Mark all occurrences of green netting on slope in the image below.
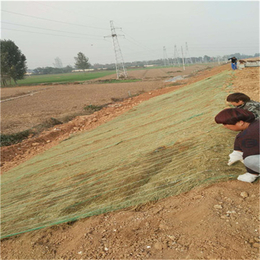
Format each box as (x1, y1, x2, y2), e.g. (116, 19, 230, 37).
(1, 71, 245, 238)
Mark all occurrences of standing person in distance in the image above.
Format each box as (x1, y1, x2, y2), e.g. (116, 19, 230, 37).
(228, 56, 238, 70)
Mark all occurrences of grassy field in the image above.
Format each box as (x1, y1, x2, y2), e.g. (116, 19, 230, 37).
(15, 63, 213, 86)
(16, 70, 117, 86)
(16, 66, 160, 86)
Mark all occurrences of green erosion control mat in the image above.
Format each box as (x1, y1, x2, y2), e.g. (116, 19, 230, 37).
(1, 71, 245, 238)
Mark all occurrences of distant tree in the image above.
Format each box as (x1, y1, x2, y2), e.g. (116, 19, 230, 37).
(225, 53, 255, 60)
(63, 65, 73, 73)
(33, 65, 74, 75)
(33, 67, 43, 75)
(203, 55, 211, 62)
(42, 67, 53, 74)
(53, 57, 63, 68)
(1, 40, 27, 86)
(74, 52, 90, 70)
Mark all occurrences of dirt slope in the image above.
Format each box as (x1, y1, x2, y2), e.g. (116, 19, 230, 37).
(1, 64, 229, 173)
(1, 65, 260, 259)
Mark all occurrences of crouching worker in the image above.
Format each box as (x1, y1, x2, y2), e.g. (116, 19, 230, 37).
(215, 108, 260, 183)
(226, 92, 260, 119)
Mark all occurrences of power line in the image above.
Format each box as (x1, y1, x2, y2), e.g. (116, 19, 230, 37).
(2, 10, 109, 31)
(33, 1, 111, 25)
(1, 21, 104, 39)
(120, 40, 162, 59)
(119, 30, 171, 61)
(1, 27, 104, 41)
(123, 38, 162, 58)
(121, 30, 155, 52)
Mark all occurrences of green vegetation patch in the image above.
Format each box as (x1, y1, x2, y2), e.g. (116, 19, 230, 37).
(0, 118, 64, 147)
(98, 79, 141, 84)
(15, 71, 116, 86)
(1, 70, 242, 239)
(83, 105, 104, 112)
(0, 130, 32, 147)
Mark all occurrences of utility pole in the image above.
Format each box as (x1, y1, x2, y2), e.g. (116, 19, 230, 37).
(181, 46, 185, 71)
(104, 20, 127, 79)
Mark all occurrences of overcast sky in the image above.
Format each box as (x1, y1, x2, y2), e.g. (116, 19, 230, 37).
(1, 0, 259, 69)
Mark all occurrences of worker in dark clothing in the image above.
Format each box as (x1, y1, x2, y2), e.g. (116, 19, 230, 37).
(215, 108, 259, 183)
(228, 56, 237, 70)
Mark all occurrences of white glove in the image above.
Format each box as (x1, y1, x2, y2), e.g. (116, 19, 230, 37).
(228, 150, 244, 166)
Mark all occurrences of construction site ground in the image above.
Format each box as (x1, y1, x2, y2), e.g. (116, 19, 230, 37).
(1, 64, 260, 259)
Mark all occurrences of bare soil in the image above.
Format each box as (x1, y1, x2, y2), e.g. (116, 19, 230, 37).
(0, 64, 207, 135)
(1, 64, 260, 260)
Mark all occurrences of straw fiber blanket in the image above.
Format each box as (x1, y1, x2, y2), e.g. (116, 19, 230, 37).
(1, 65, 260, 260)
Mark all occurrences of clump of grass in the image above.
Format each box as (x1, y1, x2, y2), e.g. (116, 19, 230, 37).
(111, 97, 125, 102)
(1, 118, 63, 147)
(84, 105, 104, 113)
(0, 130, 32, 147)
(61, 104, 107, 123)
(169, 82, 184, 86)
(61, 113, 81, 124)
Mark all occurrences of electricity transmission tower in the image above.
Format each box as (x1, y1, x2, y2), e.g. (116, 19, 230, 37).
(181, 46, 185, 71)
(53, 57, 63, 68)
(185, 42, 193, 64)
(173, 45, 180, 67)
(104, 20, 127, 79)
(163, 46, 170, 66)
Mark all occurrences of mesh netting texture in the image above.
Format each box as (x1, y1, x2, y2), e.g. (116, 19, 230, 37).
(1, 71, 244, 238)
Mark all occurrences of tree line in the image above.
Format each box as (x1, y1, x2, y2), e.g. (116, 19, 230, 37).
(1, 40, 91, 86)
(33, 66, 74, 75)
(1, 39, 259, 86)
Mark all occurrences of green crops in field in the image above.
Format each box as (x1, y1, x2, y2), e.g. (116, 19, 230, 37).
(16, 71, 116, 85)
(1, 70, 244, 238)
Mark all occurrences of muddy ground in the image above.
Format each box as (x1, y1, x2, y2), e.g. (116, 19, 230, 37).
(1, 64, 260, 259)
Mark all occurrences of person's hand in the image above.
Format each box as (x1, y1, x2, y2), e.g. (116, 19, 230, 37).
(228, 150, 243, 166)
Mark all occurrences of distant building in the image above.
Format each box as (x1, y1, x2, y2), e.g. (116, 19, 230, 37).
(238, 58, 260, 69)
(244, 59, 260, 67)
(72, 69, 95, 72)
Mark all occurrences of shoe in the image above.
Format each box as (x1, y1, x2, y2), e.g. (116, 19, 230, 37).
(237, 172, 259, 183)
